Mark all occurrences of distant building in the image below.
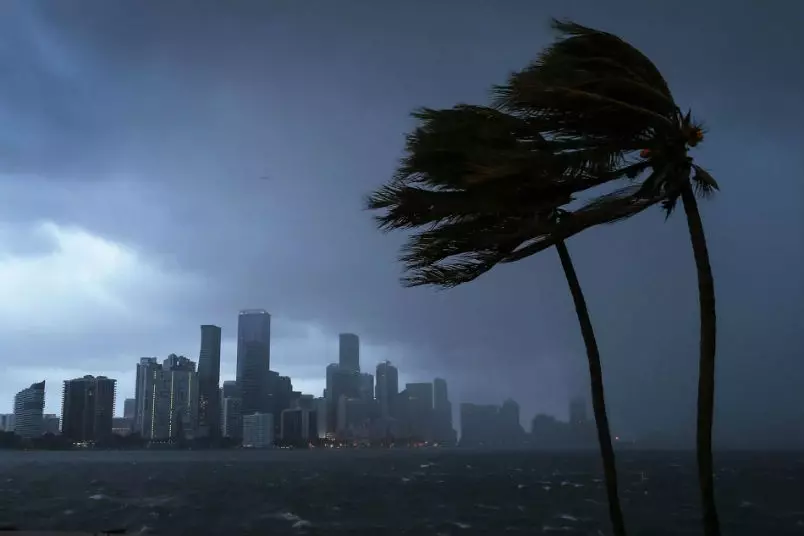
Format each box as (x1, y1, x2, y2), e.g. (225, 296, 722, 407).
(61, 375, 116, 443)
(13, 381, 45, 439)
(42, 414, 60, 435)
(140, 355, 199, 441)
(337, 396, 371, 439)
(134, 357, 160, 433)
(242, 412, 273, 448)
(197, 324, 222, 438)
(221, 380, 239, 399)
(280, 408, 317, 443)
(375, 361, 399, 419)
(359, 373, 374, 401)
(404, 382, 434, 441)
(221, 397, 242, 440)
(338, 333, 360, 372)
(326, 364, 360, 433)
(432, 378, 455, 444)
(499, 399, 524, 441)
(459, 403, 499, 446)
(314, 397, 327, 438)
(0, 414, 15, 432)
(112, 417, 133, 436)
(236, 310, 271, 416)
(123, 398, 136, 420)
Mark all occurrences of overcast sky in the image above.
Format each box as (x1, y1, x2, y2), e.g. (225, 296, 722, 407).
(0, 0, 802, 448)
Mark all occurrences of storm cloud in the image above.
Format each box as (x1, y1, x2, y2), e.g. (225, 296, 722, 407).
(0, 0, 802, 448)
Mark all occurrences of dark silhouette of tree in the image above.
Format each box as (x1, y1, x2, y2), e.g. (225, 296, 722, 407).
(367, 102, 648, 536)
(368, 18, 722, 536)
(493, 20, 720, 536)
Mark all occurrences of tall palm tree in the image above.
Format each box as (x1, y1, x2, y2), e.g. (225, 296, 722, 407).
(493, 20, 721, 536)
(367, 104, 657, 536)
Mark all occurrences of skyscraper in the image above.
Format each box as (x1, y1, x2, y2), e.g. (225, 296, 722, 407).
(197, 324, 222, 438)
(236, 310, 271, 416)
(61, 376, 116, 443)
(375, 361, 399, 419)
(134, 357, 160, 433)
(338, 333, 360, 372)
(13, 381, 45, 439)
(123, 398, 136, 419)
(404, 382, 434, 441)
(432, 378, 454, 443)
(140, 356, 199, 441)
(359, 373, 374, 401)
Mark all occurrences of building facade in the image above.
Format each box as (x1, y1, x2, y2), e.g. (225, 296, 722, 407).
(242, 412, 274, 448)
(197, 324, 222, 438)
(375, 361, 399, 419)
(139, 355, 199, 441)
(134, 357, 160, 433)
(338, 333, 360, 372)
(13, 381, 45, 439)
(61, 375, 116, 443)
(236, 310, 271, 416)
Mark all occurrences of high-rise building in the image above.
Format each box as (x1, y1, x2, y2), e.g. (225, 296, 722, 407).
(61, 376, 116, 443)
(123, 398, 136, 419)
(338, 333, 360, 372)
(13, 381, 45, 439)
(197, 324, 222, 438)
(242, 412, 273, 448)
(404, 382, 434, 441)
(359, 373, 374, 401)
(326, 365, 360, 433)
(459, 403, 499, 446)
(499, 398, 524, 442)
(140, 356, 199, 441)
(280, 408, 317, 443)
(432, 378, 455, 444)
(236, 310, 271, 416)
(134, 357, 160, 433)
(221, 380, 239, 399)
(375, 361, 399, 419)
(221, 397, 242, 439)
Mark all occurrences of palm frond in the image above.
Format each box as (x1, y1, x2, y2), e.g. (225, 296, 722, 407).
(691, 165, 719, 197)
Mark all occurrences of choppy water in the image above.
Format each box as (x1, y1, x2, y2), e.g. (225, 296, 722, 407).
(0, 449, 801, 535)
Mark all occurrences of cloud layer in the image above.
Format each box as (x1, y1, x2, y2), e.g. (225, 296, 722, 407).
(0, 0, 802, 447)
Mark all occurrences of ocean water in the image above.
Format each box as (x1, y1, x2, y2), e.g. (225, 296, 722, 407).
(0, 449, 801, 535)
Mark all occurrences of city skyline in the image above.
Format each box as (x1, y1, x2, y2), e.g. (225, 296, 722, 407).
(2, 307, 577, 444)
(0, 0, 801, 452)
(2, 311, 541, 426)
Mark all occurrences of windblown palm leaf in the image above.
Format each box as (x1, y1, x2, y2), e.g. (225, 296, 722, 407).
(366, 105, 657, 288)
(494, 19, 718, 212)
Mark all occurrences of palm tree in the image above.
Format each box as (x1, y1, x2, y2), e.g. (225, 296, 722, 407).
(493, 20, 721, 536)
(367, 104, 656, 536)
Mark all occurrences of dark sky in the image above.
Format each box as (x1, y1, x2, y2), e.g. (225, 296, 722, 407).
(0, 0, 802, 448)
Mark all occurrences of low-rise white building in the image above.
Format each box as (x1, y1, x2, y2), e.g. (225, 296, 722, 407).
(242, 412, 273, 448)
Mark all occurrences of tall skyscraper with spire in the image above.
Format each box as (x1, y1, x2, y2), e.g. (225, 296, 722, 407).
(236, 310, 271, 416)
(197, 324, 222, 438)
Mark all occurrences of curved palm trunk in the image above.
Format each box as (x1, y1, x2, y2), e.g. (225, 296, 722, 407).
(555, 240, 627, 536)
(680, 185, 720, 536)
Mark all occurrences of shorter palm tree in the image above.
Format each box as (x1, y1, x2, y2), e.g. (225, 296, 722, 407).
(368, 104, 659, 536)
